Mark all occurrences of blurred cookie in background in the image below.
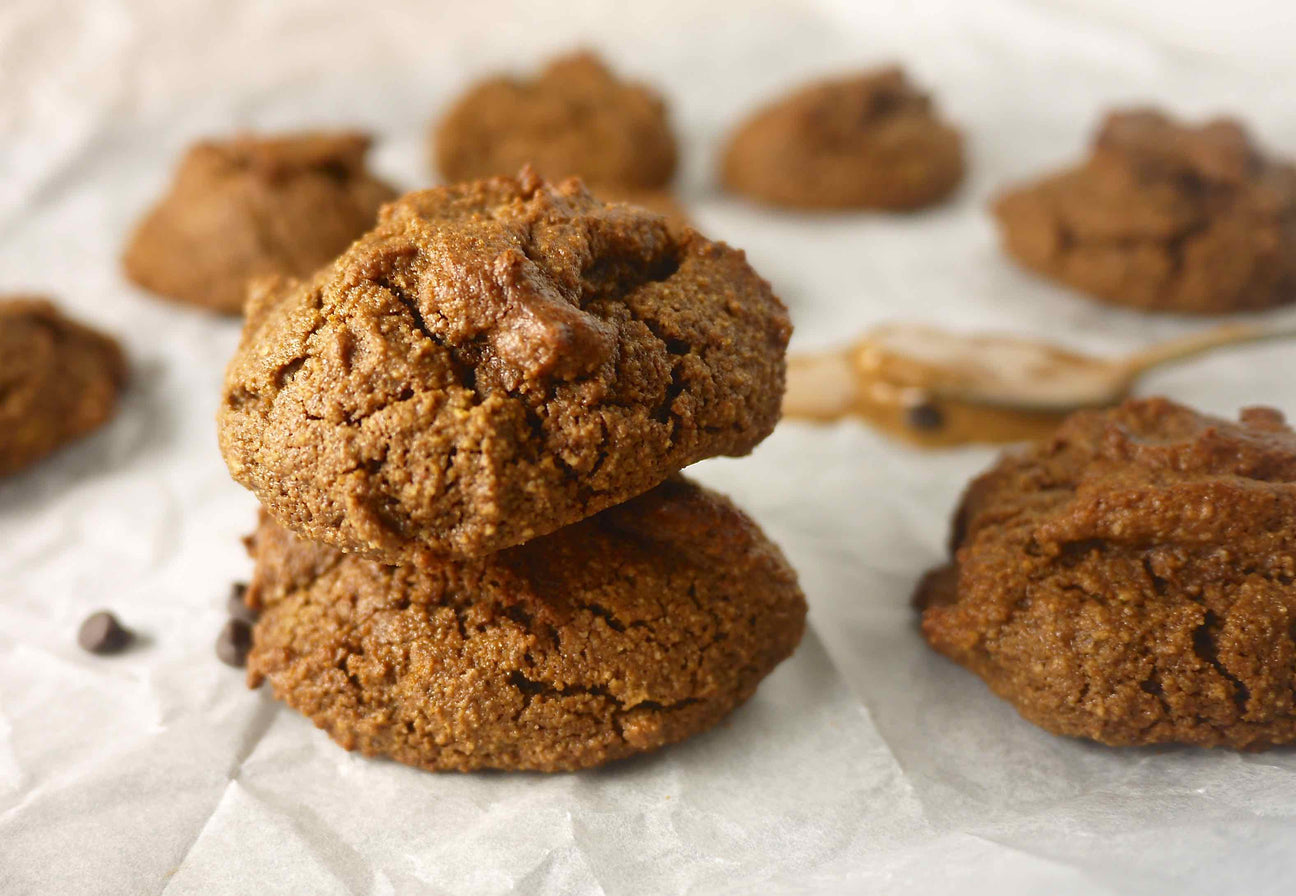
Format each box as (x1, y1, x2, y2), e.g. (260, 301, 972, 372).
(123, 131, 398, 314)
(994, 109, 1296, 314)
(433, 51, 678, 192)
(720, 66, 964, 211)
(0, 297, 127, 476)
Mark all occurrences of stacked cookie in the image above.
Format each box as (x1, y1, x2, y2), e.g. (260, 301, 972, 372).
(217, 168, 806, 772)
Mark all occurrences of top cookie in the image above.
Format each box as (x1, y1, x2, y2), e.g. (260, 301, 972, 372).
(589, 184, 693, 236)
(433, 52, 678, 191)
(917, 397, 1296, 750)
(124, 131, 398, 314)
(0, 298, 127, 476)
(218, 169, 790, 561)
(720, 67, 964, 210)
(994, 109, 1296, 314)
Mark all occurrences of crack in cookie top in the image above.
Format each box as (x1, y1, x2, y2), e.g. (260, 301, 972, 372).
(918, 397, 1296, 749)
(218, 168, 790, 562)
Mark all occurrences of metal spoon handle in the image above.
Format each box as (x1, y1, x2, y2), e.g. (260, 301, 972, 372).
(1120, 321, 1296, 382)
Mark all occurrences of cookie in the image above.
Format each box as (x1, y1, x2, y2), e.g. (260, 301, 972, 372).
(433, 51, 677, 191)
(218, 169, 790, 562)
(123, 131, 398, 314)
(591, 184, 693, 235)
(245, 477, 807, 772)
(720, 66, 964, 210)
(993, 109, 1296, 313)
(0, 298, 127, 476)
(916, 397, 1296, 750)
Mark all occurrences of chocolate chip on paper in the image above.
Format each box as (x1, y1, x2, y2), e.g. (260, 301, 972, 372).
(216, 618, 253, 668)
(227, 582, 257, 622)
(78, 610, 134, 654)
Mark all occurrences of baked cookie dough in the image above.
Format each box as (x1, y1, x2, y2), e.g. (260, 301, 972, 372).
(591, 184, 693, 235)
(916, 397, 1296, 750)
(433, 51, 678, 191)
(123, 131, 398, 314)
(720, 66, 964, 210)
(0, 298, 127, 476)
(994, 109, 1296, 313)
(218, 169, 790, 562)
(245, 477, 807, 772)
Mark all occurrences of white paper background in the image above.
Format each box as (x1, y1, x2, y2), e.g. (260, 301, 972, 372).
(4, 1, 1296, 893)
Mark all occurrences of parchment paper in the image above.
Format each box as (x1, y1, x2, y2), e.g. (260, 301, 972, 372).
(3, 1, 1296, 893)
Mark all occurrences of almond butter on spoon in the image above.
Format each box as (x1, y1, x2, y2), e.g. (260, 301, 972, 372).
(783, 322, 1290, 447)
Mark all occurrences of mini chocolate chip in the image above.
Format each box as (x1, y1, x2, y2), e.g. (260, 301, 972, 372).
(905, 401, 945, 431)
(78, 611, 133, 654)
(227, 582, 257, 622)
(216, 618, 253, 668)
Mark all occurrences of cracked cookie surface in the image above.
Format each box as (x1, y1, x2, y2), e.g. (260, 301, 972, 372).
(0, 298, 127, 476)
(994, 109, 1296, 313)
(720, 66, 964, 210)
(434, 51, 677, 191)
(916, 397, 1296, 749)
(124, 131, 397, 314)
(245, 476, 807, 772)
(589, 184, 692, 235)
(218, 169, 790, 562)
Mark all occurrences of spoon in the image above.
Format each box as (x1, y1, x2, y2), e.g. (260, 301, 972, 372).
(785, 321, 1296, 420)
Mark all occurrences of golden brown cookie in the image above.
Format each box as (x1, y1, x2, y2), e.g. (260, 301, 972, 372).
(218, 169, 790, 562)
(590, 184, 693, 235)
(0, 298, 127, 476)
(720, 67, 964, 211)
(245, 477, 807, 772)
(433, 51, 678, 191)
(993, 109, 1296, 314)
(916, 397, 1296, 750)
(123, 131, 398, 314)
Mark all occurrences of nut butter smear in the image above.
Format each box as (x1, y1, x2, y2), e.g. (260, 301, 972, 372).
(783, 321, 1293, 447)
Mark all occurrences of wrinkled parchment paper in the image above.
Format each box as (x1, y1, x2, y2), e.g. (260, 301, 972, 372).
(4, 1, 1296, 893)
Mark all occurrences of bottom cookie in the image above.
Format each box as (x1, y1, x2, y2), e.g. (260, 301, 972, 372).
(245, 477, 806, 772)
